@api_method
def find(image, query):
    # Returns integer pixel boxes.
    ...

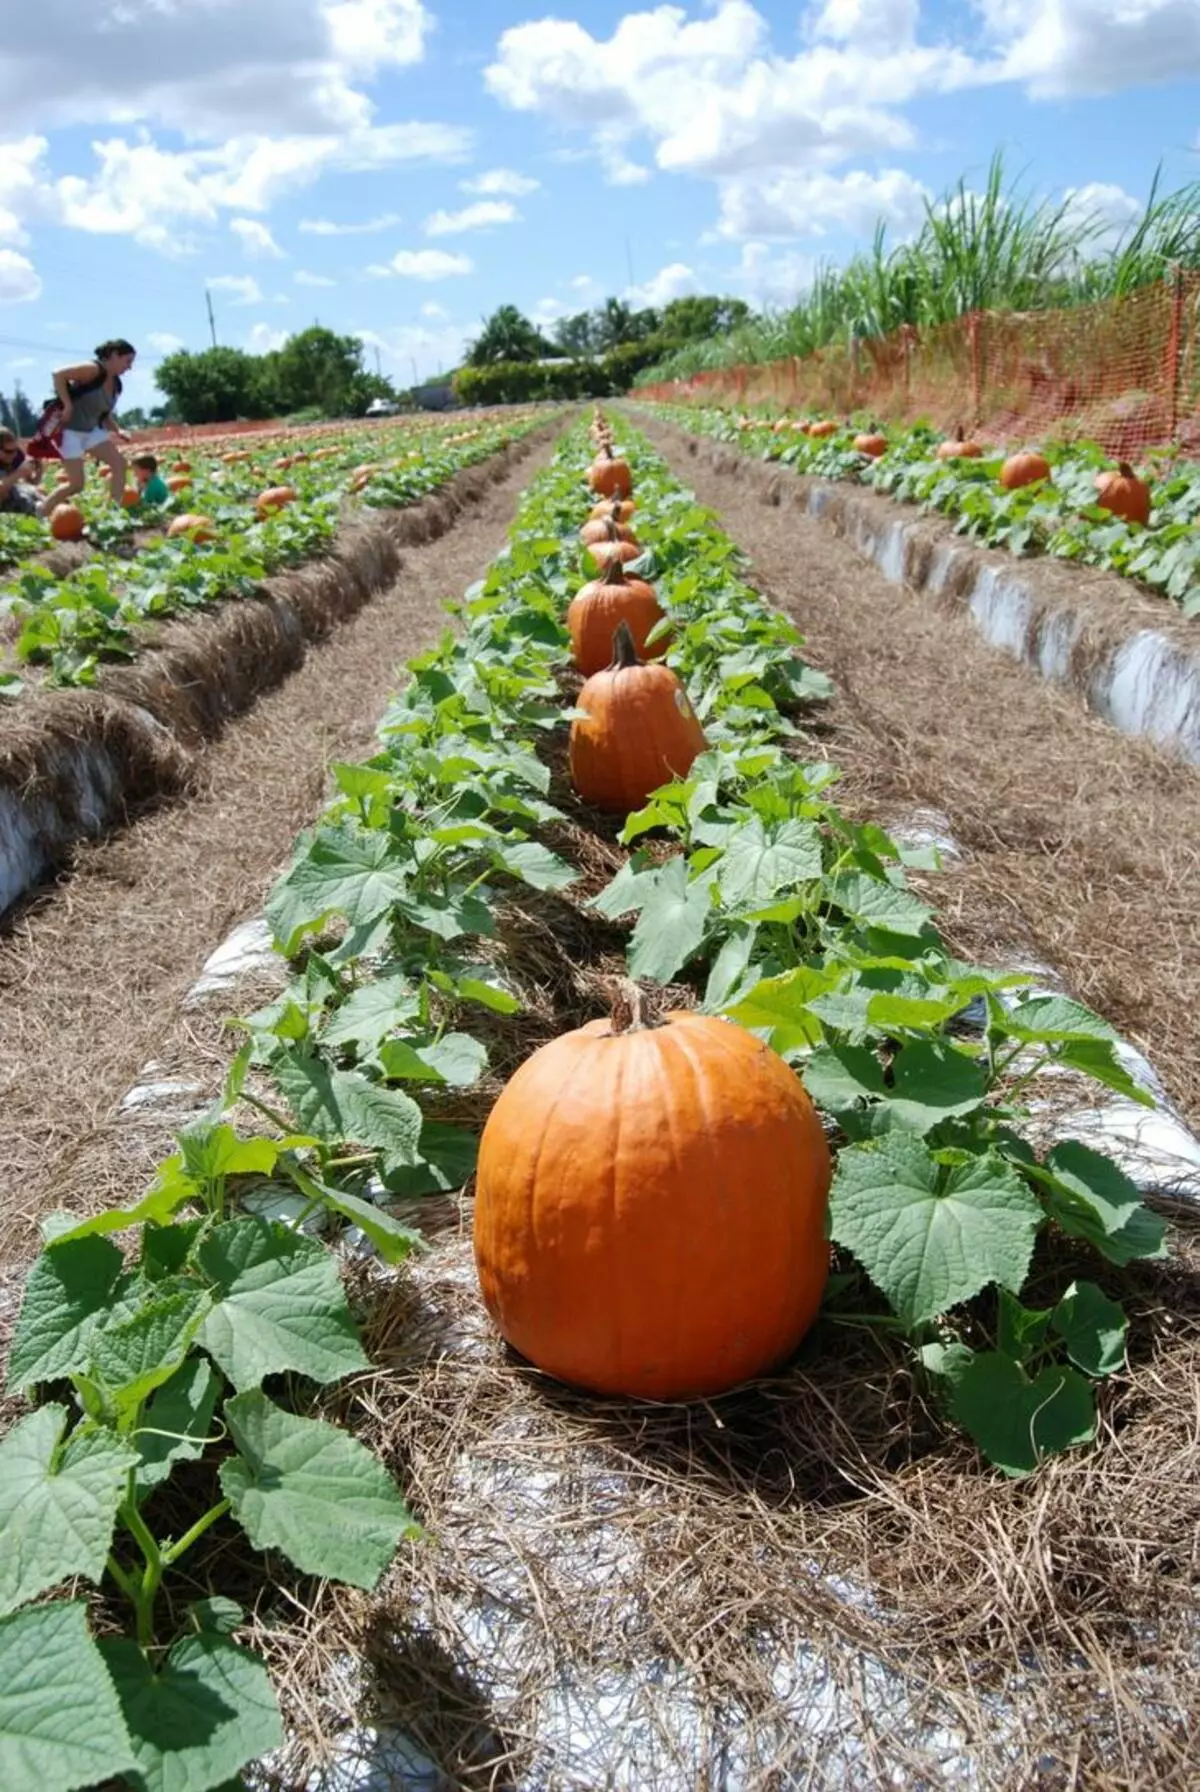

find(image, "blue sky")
[1,1,1197,409]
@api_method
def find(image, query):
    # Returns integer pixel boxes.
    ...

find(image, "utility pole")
[205,287,217,348]
[374,347,382,378]
[410,356,419,389]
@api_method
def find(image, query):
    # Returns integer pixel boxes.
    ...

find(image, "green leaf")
[724,967,835,1052]
[267,825,411,957]
[272,1056,423,1175]
[450,971,520,1014]
[1040,1140,1144,1234]
[1001,995,1118,1043]
[8,1236,128,1393]
[626,857,711,982]
[829,1134,1043,1326]
[379,1031,487,1087]
[1049,1037,1155,1107]
[198,1218,369,1391]
[90,1287,213,1409]
[321,975,420,1053]
[381,1121,477,1197]
[884,1040,987,1135]
[802,1044,887,1114]
[996,1289,1052,1363]
[135,1359,224,1494]
[220,1390,420,1589]
[1043,1183,1167,1266]
[293,1178,422,1265]
[590,856,660,919]
[950,1352,1096,1477]
[489,838,578,891]
[825,872,933,938]
[395,886,495,941]
[0,1602,135,1792]
[0,1406,136,1617]
[100,1632,282,1792]
[1051,1281,1127,1377]
[702,924,757,1009]
[716,816,822,908]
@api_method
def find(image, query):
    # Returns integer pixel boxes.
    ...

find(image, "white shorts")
[61,426,113,459]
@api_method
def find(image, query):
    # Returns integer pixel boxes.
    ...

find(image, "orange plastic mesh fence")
[639,271,1200,457]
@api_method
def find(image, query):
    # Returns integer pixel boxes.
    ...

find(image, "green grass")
[636,154,1200,386]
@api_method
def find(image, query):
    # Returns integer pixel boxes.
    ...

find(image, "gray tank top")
[67,368,121,431]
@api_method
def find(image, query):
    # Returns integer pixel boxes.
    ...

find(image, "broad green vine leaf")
[379,1031,487,1087]
[949,1351,1096,1477]
[724,967,835,1053]
[802,1044,887,1114]
[1036,1140,1166,1263]
[100,1632,282,1792]
[884,1039,987,1135]
[267,825,413,957]
[220,1391,420,1588]
[1001,995,1118,1042]
[702,924,758,1010]
[198,1217,369,1391]
[90,1287,213,1410]
[289,1178,423,1265]
[0,1406,136,1616]
[0,1602,136,1792]
[1051,1281,1128,1376]
[996,1289,1052,1363]
[489,837,578,891]
[272,1056,423,1175]
[320,974,420,1054]
[136,1359,224,1494]
[627,857,711,982]
[829,1134,1043,1326]
[381,1121,478,1198]
[395,885,496,942]
[7,1235,128,1393]
[825,872,933,938]
[716,816,822,908]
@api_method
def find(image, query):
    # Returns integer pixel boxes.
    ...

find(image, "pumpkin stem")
[600,554,628,587]
[609,979,661,1034]
[1118,461,1136,478]
[611,619,640,670]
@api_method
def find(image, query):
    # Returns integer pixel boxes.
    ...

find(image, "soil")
[639,412,1200,1134]
[0,437,558,1264]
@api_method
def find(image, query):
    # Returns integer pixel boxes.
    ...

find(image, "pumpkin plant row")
[0,416,1168,1792]
[0,407,550,695]
[640,401,1200,617]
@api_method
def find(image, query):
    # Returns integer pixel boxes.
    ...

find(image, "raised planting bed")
[641,402,1200,767]
[0,412,560,914]
[2,414,1196,1790]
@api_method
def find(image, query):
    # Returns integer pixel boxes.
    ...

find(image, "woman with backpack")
[37,339,137,518]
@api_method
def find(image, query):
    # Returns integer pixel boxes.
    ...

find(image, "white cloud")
[295,269,337,286]
[531,296,567,325]
[570,273,598,292]
[0,248,41,304]
[717,165,930,240]
[421,300,448,317]
[460,167,541,196]
[978,0,1200,97]
[7,355,36,369]
[231,216,286,258]
[627,261,699,307]
[810,0,919,51]
[733,240,818,307]
[299,212,402,234]
[209,274,264,305]
[424,199,519,235]
[147,331,186,353]
[0,1,433,138]
[1061,181,1146,252]
[382,248,474,279]
[356,320,472,384]
[246,321,290,353]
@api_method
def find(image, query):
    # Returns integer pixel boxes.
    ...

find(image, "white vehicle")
[364,397,399,418]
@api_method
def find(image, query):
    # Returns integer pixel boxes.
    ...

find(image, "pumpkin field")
[1,403,1198,1791]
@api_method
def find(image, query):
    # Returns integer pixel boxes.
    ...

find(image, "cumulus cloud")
[424,199,519,235]
[355,320,473,383]
[246,321,290,353]
[299,212,402,234]
[146,331,186,353]
[627,261,700,307]
[460,167,540,196]
[978,0,1200,97]
[0,248,42,304]
[231,217,286,258]
[295,269,337,286]
[716,166,930,240]
[208,274,264,305]
[733,240,818,307]
[379,248,474,279]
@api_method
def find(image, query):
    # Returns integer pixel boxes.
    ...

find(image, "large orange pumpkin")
[854,431,887,458]
[807,419,836,439]
[1000,449,1051,491]
[1094,461,1151,526]
[567,558,666,676]
[473,988,833,1400]
[570,621,707,813]
[580,514,638,549]
[588,446,633,500]
[256,484,297,518]
[936,423,983,460]
[50,505,85,542]
[588,497,635,523]
[584,532,642,573]
[166,474,191,494]
[168,513,216,542]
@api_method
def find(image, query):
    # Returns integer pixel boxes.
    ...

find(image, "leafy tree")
[659,295,751,340]
[155,347,278,424]
[0,385,38,435]
[552,311,599,356]
[267,325,372,416]
[467,305,555,366]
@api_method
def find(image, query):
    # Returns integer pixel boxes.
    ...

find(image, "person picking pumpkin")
[131,453,170,506]
[0,428,39,516]
[38,339,137,519]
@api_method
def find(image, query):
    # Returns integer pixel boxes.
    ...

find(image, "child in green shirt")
[132,452,169,506]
